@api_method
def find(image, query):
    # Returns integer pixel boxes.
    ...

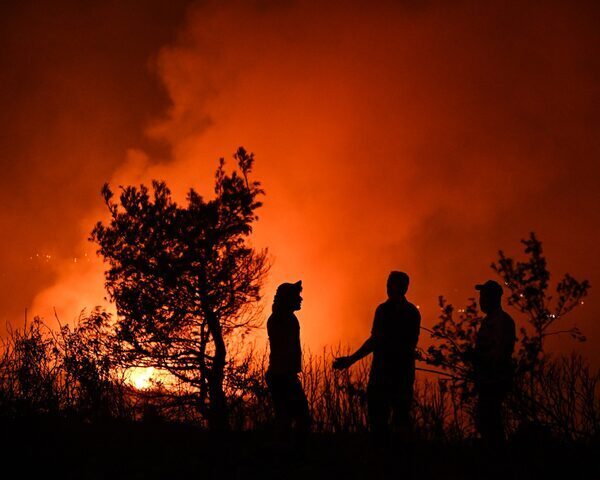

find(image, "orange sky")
[1,1,599,362]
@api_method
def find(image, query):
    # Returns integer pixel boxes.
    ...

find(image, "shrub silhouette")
[0,222,597,445]
[0,310,130,421]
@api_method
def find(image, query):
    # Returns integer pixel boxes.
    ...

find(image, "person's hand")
[333,356,354,370]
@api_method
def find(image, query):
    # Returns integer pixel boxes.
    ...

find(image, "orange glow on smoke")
[1,1,598,364]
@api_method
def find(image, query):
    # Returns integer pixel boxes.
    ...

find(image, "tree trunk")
[205,310,228,431]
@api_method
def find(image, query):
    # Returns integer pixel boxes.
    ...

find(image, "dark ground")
[0,418,597,479]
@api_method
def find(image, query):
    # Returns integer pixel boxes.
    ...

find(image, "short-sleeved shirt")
[267,310,302,375]
[369,298,421,386]
[474,308,516,381]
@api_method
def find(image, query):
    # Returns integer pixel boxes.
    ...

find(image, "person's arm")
[333,336,376,370]
[334,307,382,370]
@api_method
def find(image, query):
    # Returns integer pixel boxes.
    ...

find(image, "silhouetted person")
[333,271,420,444]
[266,281,311,452]
[473,280,516,447]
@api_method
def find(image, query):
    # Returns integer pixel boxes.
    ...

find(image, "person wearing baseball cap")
[265,280,310,451]
[473,279,516,447]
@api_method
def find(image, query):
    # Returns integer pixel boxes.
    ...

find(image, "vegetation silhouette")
[422,233,594,441]
[90,147,269,431]
[0,309,128,422]
[0,142,597,477]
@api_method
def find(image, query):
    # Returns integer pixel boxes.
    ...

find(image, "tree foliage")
[422,233,592,435]
[423,297,481,402]
[90,147,269,429]
[492,232,589,371]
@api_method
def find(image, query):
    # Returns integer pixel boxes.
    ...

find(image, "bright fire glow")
[127,367,155,390]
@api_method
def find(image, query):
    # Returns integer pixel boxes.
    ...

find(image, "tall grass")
[0,312,132,421]
[1,316,598,442]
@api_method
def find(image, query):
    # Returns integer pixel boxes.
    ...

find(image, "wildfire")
[127,367,155,390]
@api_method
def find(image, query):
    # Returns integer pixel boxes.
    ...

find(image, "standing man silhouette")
[473,280,516,447]
[333,271,421,444]
[266,280,311,445]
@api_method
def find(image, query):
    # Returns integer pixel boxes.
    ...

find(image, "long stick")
[416,366,461,379]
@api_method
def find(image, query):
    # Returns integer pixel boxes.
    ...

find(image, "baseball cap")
[275,280,302,298]
[475,280,503,297]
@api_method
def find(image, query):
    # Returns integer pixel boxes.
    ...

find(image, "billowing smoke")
[0,0,190,323]
[3,1,599,359]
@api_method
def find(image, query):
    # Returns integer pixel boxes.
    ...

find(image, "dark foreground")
[0,419,597,480]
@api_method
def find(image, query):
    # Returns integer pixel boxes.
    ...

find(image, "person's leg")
[289,375,311,458]
[266,373,293,434]
[475,390,488,441]
[487,393,505,446]
[475,387,511,480]
[476,388,505,447]
[368,383,391,447]
[391,384,413,439]
[390,384,415,478]
[290,375,311,431]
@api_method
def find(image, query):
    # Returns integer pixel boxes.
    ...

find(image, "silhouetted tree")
[90,147,269,430]
[492,232,588,372]
[423,297,481,402]
[492,233,590,429]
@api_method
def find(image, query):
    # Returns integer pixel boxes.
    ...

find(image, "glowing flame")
[127,367,155,390]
